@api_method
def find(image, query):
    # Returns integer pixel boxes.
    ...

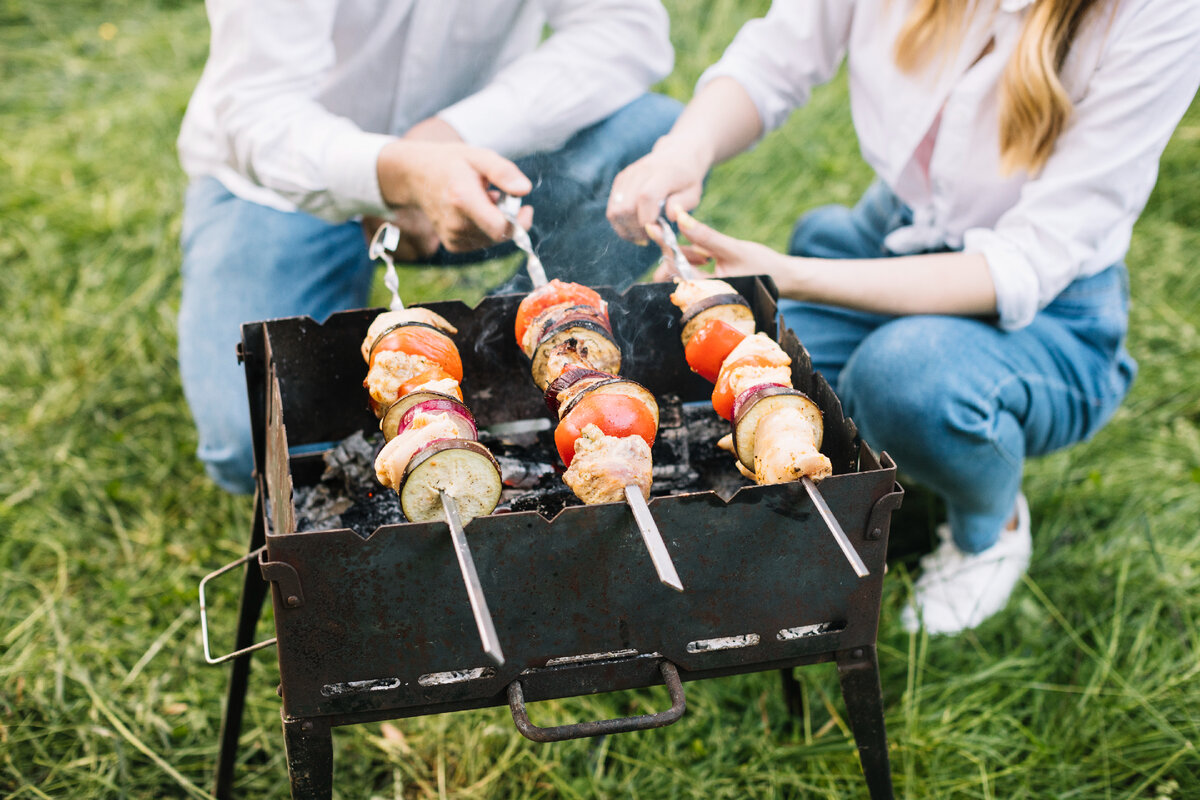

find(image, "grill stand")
[211,488,901,800]
[208,280,902,799]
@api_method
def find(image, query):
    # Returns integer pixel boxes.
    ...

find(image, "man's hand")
[376,119,533,254]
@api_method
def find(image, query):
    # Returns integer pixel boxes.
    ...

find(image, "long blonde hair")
[894,0,1103,174]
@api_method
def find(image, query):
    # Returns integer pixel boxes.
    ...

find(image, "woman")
[607,0,1199,634]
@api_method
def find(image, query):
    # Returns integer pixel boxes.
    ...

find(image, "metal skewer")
[655,201,700,282]
[801,476,869,577]
[647,205,864,578]
[368,222,405,311]
[440,490,506,666]
[498,193,549,288]
[624,486,684,592]
[499,193,685,592]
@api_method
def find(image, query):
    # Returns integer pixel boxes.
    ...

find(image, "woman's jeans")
[178,94,681,494]
[781,181,1137,553]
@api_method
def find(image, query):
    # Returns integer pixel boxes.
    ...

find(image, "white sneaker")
[900,494,1032,635]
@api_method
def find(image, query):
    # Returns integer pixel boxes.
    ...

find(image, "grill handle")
[199,545,278,665]
[507,661,686,742]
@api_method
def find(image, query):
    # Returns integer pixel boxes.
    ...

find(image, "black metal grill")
[209,276,901,799]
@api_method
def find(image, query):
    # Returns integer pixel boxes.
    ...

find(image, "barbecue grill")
[202,275,902,799]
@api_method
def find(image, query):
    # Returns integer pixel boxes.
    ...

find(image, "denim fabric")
[178,93,681,493]
[780,181,1137,553]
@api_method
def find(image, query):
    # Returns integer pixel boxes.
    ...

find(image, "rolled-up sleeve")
[203,0,396,222]
[964,1,1200,330]
[696,0,855,136]
[438,0,673,159]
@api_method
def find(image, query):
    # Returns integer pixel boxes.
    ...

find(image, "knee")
[788,205,859,258]
[839,321,989,457]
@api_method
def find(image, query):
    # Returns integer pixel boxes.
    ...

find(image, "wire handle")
[198,545,277,665]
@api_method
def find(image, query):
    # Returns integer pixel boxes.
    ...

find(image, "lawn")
[1,1,1198,798]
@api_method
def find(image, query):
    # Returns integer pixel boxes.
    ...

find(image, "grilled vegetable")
[731,386,824,470]
[369,322,463,381]
[544,365,610,415]
[521,303,612,358]
[558,377,659,428]
[361,308,458,363]
[398,439,502,523]
[684,318,748,383]
[381,389,467,440]
[554,392,657,468]
[678,292,755,346]
[530,321,621,390]
[397,398,477,441]
[514,279,606,344]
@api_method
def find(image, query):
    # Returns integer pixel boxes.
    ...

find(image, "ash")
[293,430,407,535]
[291,396,751,536]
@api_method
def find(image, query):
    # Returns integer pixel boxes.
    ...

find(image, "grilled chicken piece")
[753,407,832,484]
[374,411,462,490]
[668,278,740,311]
[723,363,794,400]
[723,332,791,369]
[365,350,442,407]
[361,308,458,363]
[563,424,653,504]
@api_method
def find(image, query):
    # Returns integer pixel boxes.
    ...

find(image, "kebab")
[359,223,506,664]
[654,211,869,577]
[499,196,683,591]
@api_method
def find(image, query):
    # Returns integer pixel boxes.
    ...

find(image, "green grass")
[2,1,1198,797]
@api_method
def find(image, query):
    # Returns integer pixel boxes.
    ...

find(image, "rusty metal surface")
[246,277,900,723]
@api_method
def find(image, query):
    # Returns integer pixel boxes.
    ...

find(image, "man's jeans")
[780,181,1137,553]
[178,94,681,494]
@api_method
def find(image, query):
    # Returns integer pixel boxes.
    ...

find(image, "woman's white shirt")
[177,0,672,223]
[699,0,1200,330]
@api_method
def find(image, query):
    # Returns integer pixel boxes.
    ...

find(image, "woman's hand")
[655,204,802,293]
[607,134,711,245]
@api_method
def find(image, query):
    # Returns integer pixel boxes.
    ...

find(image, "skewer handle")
[368,222,405,311]
[656,202,700,282]
[802,476,869,578]
[440,490,506,666]
[623,485,685,592]
[498,193,548,289]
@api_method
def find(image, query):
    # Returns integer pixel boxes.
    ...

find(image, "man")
[177,0,680,493]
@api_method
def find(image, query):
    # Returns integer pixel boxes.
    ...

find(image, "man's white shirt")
[178,0,672,223]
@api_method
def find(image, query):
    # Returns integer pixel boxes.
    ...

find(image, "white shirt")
[178,0,672,224]
[699,0,1200,330]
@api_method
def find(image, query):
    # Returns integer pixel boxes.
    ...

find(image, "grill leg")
[779,668,806,721]
[214,489,270,800]
[282,715,334,800]
[836,646,894,800]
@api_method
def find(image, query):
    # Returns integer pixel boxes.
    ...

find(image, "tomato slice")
[514,279,606,344]
[554,392,657,467]
[684,319,748,383]
[371,325,463,382]
[711,354,780,421]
